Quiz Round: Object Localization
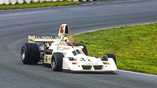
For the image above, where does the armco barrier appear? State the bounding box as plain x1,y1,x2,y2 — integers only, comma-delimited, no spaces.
0,0,94,5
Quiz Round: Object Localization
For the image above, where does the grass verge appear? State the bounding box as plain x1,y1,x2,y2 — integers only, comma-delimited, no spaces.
74,23,157,75
0,1,79,10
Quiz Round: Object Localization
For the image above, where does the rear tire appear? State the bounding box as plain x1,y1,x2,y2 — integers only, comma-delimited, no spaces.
21,43,40,65
51,53,64,71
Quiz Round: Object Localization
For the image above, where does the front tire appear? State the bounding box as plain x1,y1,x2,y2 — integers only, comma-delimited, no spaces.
21,43,40,65
51,53,64,71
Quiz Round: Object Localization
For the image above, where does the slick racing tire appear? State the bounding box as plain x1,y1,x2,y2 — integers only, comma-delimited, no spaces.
107,54,116,64
21,43,40,65
51,53,64,71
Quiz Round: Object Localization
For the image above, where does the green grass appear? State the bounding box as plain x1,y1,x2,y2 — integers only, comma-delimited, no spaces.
74,23,157,74
0,1,79,10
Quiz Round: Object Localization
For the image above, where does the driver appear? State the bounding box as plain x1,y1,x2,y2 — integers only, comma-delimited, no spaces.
63,37,73,46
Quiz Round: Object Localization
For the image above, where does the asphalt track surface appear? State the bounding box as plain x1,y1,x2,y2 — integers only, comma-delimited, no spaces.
0,0,157,88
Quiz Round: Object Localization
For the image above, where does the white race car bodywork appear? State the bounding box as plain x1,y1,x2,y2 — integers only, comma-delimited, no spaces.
63,55,117,72
50,44,117,72
22,24,117,72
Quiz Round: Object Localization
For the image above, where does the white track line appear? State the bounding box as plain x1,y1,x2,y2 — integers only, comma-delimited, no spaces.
75,21,157,35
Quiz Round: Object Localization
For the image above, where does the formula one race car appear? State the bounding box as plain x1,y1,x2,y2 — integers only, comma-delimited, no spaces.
21,24,117,72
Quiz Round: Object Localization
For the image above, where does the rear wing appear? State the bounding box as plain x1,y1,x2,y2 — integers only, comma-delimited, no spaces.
27,35,55,43
27,24,71,43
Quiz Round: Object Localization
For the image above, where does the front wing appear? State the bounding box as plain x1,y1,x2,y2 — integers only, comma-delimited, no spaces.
63,58,117,72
